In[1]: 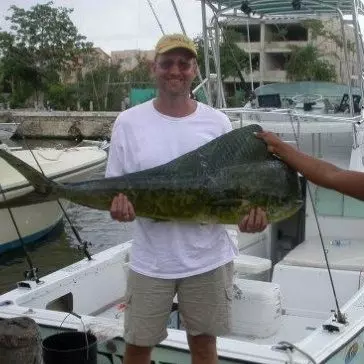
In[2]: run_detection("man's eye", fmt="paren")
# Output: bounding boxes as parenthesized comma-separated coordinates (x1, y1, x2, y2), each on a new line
(158, 60, 192, 70)
(179, 62, 191, 70)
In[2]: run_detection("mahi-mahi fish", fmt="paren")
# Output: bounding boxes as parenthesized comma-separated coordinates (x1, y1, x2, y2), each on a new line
(0, 124, 302, 224)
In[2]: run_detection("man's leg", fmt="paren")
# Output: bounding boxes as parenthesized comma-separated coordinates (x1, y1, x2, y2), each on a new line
(124, 344, 152, 364)
(187, 334, 218, 364)
(123, 269, 176, 364)
(178, 262, 234, 364)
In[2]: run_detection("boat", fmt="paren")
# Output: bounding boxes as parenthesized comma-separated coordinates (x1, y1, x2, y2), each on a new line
(0, 126, 362, 362)
(0, 122, 19, 139)
(0, 121, 363, 363)
(1, 1, 364, 363)
(0, 142, 108, 253)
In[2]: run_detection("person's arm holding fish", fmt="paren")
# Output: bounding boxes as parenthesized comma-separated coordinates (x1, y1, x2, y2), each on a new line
(105, 119, 136, 223)
(257, 131, 364, 201)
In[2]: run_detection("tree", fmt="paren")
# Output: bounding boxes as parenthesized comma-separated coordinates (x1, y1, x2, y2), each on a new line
(120, 54, 154, 87)
(301, 19, 355, 83)
(77, 63, 122, 111)
(195, 29, 249, 82)
(47, 83, 77, 110)
(194, 29, 250, 106)
(0, 2, 92, 107)
(286, 44, 336, 82)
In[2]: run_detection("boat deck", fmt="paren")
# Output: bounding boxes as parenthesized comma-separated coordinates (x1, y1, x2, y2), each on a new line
(94, 296, 326, 345)
(94, 298, 126, 320)
(227, 314, 324, 344)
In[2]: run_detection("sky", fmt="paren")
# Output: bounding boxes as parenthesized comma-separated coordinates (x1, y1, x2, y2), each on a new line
(0, 0, 210, 54)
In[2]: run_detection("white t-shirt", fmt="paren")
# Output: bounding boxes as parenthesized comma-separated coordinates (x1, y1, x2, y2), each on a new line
(105, 100, 238, 279)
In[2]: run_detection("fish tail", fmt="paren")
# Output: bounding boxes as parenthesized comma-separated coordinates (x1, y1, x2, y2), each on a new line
(0, 149, 59, 206)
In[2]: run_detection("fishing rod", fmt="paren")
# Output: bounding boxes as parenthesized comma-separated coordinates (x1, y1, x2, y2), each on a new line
(17, 127, 92, 261)
(0, 178, 40, 282)
(288, 112, 346, 325)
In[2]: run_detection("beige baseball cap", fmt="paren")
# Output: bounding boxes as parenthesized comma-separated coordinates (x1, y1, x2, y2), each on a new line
(155, 33, 197, 57)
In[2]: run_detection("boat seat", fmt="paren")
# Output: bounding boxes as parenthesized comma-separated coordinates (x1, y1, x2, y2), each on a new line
(234, 254, 272, 276)
(280, 236, 364, 271)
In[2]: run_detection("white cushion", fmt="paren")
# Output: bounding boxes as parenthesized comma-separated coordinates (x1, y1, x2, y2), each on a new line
(281, 237, 364, 271)
(234, 255, 272, 275)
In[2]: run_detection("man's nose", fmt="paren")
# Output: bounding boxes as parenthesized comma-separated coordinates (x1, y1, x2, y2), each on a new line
(168, 62, 181, 74)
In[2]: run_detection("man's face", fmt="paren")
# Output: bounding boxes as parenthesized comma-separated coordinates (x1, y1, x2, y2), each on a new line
(153, 48, 197, 97)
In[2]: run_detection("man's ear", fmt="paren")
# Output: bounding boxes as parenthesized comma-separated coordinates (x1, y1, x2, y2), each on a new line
(192, 60, 198, 78)
(150, 60, 156, 75)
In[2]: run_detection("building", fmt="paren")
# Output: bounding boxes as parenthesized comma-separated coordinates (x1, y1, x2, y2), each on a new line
(61, 47, 111, 84)
(110, 50, 155, 72)
(222, 16, 358, 93)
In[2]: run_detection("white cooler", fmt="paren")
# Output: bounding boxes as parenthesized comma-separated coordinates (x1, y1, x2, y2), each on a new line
(231, 278, 282, 338)
(234, 254, 272, 281)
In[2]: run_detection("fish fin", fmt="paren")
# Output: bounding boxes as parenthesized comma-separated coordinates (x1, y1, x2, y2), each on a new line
(0, 149, 59, 207)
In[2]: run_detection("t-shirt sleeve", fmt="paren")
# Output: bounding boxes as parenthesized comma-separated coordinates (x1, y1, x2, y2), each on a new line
(105, 115, 126, 178)
(221, 112, 233, 133)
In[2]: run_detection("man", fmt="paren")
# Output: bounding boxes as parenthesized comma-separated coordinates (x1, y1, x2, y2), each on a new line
(257, 130, 364, 201)
(106, 33, 267, 364)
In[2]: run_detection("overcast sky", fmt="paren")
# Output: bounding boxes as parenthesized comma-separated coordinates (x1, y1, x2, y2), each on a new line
(0, 0, 209, 54)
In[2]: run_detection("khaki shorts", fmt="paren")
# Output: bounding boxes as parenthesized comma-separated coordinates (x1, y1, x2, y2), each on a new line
(123, 262, 234, 347)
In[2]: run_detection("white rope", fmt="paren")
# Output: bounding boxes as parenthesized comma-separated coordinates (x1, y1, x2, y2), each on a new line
(35, 149, 64, 161)
(277, 341, 318, 364)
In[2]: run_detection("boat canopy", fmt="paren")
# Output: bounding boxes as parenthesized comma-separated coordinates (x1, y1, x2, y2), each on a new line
(208, 0, 363, 17)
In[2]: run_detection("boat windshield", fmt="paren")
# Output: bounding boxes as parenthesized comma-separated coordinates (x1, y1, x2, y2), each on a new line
(315, 187, 364, 218)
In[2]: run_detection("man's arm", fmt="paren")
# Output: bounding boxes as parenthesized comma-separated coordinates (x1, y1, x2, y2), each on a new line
(257, 131, 364, 201)
(106, 116, 136, 222)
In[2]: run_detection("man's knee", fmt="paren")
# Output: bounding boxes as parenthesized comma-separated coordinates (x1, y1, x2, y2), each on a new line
(188, 334, 217, 358)
(124, 343, 152, 364)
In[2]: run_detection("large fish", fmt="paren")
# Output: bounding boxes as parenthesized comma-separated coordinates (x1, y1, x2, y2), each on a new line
(0, 124, 302, 224)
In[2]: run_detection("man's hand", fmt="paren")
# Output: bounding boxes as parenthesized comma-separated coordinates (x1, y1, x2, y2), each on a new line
(238, 208, 268, 233)
(110, 193, 136, 222)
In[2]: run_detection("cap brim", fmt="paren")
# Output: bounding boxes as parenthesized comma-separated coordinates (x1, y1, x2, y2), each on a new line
(157, 44, 197, 57)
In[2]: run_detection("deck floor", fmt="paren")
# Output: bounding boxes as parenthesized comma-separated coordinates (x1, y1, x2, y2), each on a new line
(95, 298, 325, 345)
(226, 314, 324, 344)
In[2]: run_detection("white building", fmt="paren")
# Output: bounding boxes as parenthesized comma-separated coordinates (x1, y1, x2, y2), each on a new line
(222, 16, 358, 93)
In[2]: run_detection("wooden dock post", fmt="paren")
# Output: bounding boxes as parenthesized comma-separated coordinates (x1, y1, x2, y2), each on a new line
(0, 317, 42, 364)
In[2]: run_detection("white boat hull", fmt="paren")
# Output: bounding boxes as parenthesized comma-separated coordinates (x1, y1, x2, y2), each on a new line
(0, 145, 107, 252)
(0, 123, 18, 139)
(0, 200, 67, 253)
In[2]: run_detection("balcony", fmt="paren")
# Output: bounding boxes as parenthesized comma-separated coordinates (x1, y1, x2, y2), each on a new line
(264, 40, 308, 52)
(236, 42, 261, 52)
(261, 70, 287, 82)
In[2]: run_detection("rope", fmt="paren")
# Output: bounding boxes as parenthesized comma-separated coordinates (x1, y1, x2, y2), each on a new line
(35, 149, 64, 161)
(276, 341, 318, 364)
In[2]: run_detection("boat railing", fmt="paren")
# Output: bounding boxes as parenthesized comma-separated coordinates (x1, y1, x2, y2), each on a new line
(221, 106, 364, 156)
(221, 106, 360, 127)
